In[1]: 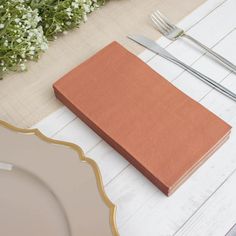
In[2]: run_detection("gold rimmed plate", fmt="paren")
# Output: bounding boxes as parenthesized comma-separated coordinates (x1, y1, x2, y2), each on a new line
(0, 120, 118, 236)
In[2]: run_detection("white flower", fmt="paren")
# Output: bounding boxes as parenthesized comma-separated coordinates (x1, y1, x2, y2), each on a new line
(40, 42, 48, 51)
(20, 64, 26, 71)
(83, 4, 90, 13)
(3, 40, 8, 46)
(72, 2, 79, 8)
(66, 7, 72, 12)
(56, 25, 61, 31)
(29, 50, 35, 55)
(0, 24, 4, 29)
(29, 46, 35, 51)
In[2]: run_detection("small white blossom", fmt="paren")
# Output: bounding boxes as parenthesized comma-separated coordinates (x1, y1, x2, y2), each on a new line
(83, 5, 90, 13)
(29, 46, 35, 51)
(20, 64, 26, 71)
(3, 40, 8, 46)
(72, 2, 79, 8)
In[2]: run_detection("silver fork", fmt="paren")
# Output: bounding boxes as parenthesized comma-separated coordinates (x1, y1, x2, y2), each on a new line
(151, 10, 236, 73)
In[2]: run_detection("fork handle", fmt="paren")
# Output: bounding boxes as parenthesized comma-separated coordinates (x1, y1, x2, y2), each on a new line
(183, 34, 236, 73)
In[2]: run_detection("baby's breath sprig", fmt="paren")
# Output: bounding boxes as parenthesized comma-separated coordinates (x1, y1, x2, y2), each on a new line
(29, 0, 106, 40)
(0, 0, 48, 79)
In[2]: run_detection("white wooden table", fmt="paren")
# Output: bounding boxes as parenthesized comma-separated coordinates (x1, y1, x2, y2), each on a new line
(34, 0, 236, 235)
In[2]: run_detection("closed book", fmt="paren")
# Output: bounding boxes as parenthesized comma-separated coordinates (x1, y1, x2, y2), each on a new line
(53, 42, 231, 196)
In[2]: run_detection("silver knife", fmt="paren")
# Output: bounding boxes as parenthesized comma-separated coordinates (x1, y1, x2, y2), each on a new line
(128, 35, 236, 102)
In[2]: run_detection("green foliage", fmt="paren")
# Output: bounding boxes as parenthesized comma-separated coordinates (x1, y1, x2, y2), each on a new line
(29, 0, 105, 40)
(0, 0, 107, 78)
(0, 1, 47, 78)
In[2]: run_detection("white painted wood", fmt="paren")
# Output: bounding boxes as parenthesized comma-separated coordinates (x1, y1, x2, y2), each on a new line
(52, 117, 101, 153)
(174, 135, 236, 235)
(32, 106, 76, 137)
(33, 0, 236, 235)
(87, 141, 129, 186)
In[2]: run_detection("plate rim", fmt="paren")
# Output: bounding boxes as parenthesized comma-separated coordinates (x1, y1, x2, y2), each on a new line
(0, 119, 119, 236)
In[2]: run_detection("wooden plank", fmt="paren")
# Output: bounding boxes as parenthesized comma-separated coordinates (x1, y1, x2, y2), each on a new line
(87, 141, 129, 186)
(52, 118, 101, 153)
(174, 140, 236, 236)
(32, 107, 76, 137)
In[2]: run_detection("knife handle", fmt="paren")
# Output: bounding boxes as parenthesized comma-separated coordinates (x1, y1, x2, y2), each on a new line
(164, 55, 236, 102)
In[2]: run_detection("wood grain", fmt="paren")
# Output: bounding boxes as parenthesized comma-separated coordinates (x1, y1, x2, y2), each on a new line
(0, 0, 205, 128)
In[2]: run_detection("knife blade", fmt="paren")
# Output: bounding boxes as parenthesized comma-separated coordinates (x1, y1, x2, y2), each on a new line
(128, 35, 175, 60)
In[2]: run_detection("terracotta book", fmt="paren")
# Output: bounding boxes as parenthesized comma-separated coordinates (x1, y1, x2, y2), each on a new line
(53, 42, 231, 196)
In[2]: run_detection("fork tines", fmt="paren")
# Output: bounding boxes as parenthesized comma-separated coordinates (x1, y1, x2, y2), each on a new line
(150, 11, 175, 34)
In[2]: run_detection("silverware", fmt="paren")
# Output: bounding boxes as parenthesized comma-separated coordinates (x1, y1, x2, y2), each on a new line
(128, 34, 236, 102)
(150, 10, 236, 73)
(226, 224, 236, 236)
